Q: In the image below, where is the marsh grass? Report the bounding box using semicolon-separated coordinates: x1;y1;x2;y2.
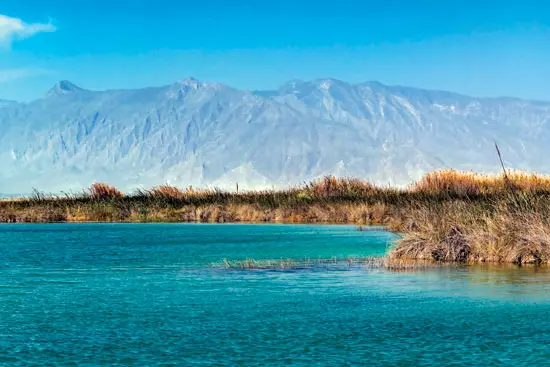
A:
413;169;550;196
3;170;550;264
89;182;124;200
216;256;449;271
218;256;383;270
388;195;550;265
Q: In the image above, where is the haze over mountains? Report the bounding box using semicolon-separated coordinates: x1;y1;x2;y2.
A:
0;99;16;109
1;78;549;194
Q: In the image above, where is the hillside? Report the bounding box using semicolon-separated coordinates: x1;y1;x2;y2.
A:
1;78;549;193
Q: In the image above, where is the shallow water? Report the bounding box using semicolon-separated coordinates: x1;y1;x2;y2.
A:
1;224;550;366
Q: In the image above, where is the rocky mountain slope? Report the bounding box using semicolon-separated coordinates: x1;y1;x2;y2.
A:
1;78;549;193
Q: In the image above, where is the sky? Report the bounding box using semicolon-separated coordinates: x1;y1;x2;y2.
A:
0;0;549;101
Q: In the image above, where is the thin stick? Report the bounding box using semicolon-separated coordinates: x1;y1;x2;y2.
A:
495;141;514;192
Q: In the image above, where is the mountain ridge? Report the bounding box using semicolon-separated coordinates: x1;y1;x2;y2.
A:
1;78;549;193
35;78;550;104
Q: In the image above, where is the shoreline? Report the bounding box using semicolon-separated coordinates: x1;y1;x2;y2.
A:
0;220;389;227
3;170;550;265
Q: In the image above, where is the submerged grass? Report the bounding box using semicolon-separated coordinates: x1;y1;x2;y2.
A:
216;257;452;271
3;169;550;265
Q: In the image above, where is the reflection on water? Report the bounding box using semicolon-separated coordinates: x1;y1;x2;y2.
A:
1;224;550;366
465;263;550;286
374;264;550;301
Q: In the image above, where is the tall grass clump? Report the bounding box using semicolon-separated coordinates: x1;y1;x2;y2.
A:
391;173;550;264
148;185;187;200
89;182;124;200
304;176;377;198
412;169;550;197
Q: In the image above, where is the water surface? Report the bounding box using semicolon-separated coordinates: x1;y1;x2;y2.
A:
1;224;550;366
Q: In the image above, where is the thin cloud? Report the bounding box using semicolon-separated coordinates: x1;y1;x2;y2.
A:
0;14;56;47
0;67;53;83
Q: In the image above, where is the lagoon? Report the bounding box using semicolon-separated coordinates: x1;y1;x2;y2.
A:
1;224;550;366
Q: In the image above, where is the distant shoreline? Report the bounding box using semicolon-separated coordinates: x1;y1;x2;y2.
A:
2;170;550;265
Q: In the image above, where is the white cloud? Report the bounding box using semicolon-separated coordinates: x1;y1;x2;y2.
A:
0;67;52;83
0;14;56;47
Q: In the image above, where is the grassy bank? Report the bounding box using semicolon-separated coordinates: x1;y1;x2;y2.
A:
2;170;550;265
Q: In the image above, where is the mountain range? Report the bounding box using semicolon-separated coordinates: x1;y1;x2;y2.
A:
1;78;549;194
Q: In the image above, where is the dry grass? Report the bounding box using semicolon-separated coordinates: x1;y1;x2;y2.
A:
388;192;550;265
3;170;550;265
412;169;550;196
89;182;124;200
217;257;445;271
219;256;393;270
304;176;378;197
148;185;187;200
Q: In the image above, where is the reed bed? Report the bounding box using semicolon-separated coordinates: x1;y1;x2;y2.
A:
216;257;448;271
413;169;550;196
3;170;550;265
88;182;124;200
218;256;382;270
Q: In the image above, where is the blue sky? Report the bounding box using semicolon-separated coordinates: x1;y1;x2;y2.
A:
1;0;549;101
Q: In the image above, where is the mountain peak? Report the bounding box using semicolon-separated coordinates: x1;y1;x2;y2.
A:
312;78;351;90
170;78;227;95
274;78;351;97
46;80;85;97
175;77;201;89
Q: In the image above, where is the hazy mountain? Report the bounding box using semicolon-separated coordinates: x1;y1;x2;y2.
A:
0;99;17;109
1;78;549;193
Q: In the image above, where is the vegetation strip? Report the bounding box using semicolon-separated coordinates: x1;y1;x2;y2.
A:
215;257;444;271
2;170;550;265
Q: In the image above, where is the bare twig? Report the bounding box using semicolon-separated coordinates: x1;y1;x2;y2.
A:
495;141;515;192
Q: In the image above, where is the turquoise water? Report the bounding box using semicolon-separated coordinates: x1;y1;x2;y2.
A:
1;224;550;366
